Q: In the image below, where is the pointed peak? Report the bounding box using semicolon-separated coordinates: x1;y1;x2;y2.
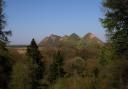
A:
70;33;80;38
86;33;94;35
83;33;103;44
86;33;95;36
69;33;80;40
39;34;61;46
84;33;96;39
50;34;56;36
70;33;78;36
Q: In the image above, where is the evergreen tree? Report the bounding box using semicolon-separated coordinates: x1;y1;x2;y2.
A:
0;49;12;89
0;0;11;43
49;50;65;83
27;38;44;89
0;1;12;89
101;0;128;88
101;0;128;59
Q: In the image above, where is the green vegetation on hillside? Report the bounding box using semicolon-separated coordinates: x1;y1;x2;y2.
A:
0;0;128;89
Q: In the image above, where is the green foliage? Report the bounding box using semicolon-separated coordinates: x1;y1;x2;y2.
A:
0;0;11;43
27;38;44;89
39;79;49;89
70;57;85;76
1;0;128;88
97;60;128;89
9;57;37;89
49;50;65;83
0;45;12;89
52;76;95;89
101;0;128;88
101;0;128;59
27;38;42;64
0;1;12;88
99;44;115;66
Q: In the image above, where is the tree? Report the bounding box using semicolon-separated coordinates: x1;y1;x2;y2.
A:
101;0;128;59
68;57;85;76
0;1;12;89
0;49;12;89
27;38;44;89
99;44;115;66
49;50;65;83
0;0;11;43
9;57;37;89
101;0;128;88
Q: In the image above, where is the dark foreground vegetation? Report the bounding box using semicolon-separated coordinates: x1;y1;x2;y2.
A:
0;0;128;89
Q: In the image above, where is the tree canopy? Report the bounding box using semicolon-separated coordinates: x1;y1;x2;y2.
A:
101;0;128;59
0;0;11;43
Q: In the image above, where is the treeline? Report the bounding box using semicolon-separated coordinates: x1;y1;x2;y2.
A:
0;37;128;89
0;0;128;89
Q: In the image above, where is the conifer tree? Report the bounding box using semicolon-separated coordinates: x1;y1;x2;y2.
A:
49;50;65;83
101;0;128;59
101;0;128;88
0;50;12;89
0;0;11;43
27;38;44;89
0;1;12;89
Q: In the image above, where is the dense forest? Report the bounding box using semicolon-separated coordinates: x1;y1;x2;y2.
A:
0;0;128;89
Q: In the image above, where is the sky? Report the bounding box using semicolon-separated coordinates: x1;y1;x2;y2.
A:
5;0;105;45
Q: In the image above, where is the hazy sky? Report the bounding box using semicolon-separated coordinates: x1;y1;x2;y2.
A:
5;0;105;45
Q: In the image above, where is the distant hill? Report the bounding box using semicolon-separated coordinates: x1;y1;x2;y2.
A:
83;33;103;46
39;34;61;47
69;33;80;40
39;33;104;47
7;33;104;54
